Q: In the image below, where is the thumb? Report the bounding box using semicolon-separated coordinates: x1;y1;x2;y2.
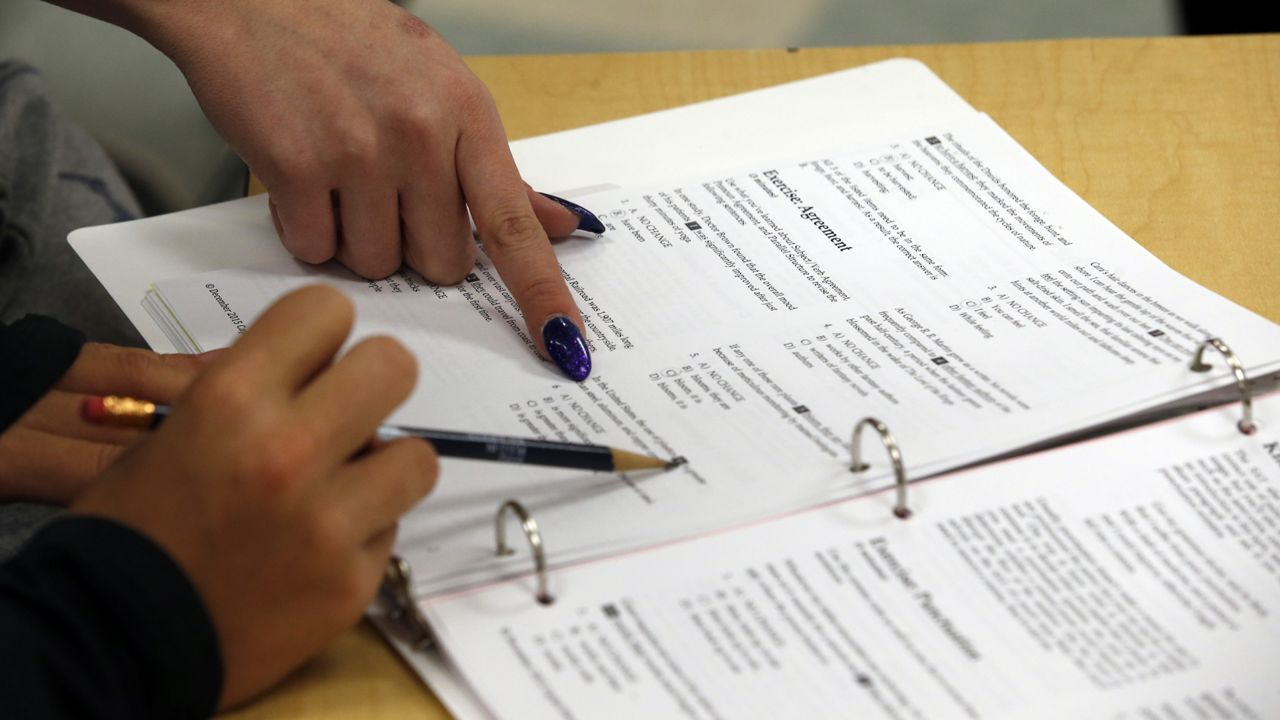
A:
526;186;606;239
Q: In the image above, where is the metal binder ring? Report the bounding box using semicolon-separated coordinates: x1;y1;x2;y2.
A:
380;555;435;650
495;499;554;604
1190;337;1256;434
849;417;911;519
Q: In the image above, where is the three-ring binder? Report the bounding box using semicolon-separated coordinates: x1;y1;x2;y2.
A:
381;339;1261;622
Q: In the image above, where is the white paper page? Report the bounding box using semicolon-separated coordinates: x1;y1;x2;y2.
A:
423;394;1280;719
146;113;1280;599
68;58;977;352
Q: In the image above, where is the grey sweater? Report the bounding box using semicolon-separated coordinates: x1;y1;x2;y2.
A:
0;60;143;347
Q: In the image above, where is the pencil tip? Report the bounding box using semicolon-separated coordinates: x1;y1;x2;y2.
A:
611;449;680;472
664;456;687;470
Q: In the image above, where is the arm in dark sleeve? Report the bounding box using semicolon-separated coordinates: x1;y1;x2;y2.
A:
0;316;222;715
0;515;223;719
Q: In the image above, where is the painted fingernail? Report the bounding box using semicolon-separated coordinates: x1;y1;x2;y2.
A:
539;193;606;234
542;316;592;381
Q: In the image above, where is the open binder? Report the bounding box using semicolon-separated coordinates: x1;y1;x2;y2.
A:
68;59;1280;717
383;345;1278;719
379;334;1263;633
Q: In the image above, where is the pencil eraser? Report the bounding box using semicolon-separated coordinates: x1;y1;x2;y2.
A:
81;396;106;423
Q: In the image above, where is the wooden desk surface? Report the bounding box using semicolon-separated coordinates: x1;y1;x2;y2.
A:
228;34;1280;719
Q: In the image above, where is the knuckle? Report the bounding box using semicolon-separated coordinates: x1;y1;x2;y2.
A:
515;274;569;310
337;122;381;167
343;251;402;281
162;351;204;374
285;235;337;265
406;259;456;285
393;102;441;143
404;234;475;285
406;441;440;494
483;206;543;254
247;426;317;493
190;366;256;415
156;354;203;392
260;146;320;188
71;342;109;372
113;347;161;391
451;76;496;119
432;261;474;286
398;436;438;471
93;444;123;475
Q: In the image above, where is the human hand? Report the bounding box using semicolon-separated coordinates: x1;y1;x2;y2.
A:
70;285;438;707
0;343;206;504
123;0;598;380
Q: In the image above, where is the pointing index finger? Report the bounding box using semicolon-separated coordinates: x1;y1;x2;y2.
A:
454;114;591;382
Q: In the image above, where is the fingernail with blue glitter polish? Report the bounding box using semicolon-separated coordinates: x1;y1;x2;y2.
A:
542;315;592;381
539;193;607;234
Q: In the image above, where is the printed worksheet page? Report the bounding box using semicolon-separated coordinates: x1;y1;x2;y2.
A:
147;113;1280;595
423;396;1280;719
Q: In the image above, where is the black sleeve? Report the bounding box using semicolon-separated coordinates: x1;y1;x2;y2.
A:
1;316;223;716
0;314;85;431
0;516;224;719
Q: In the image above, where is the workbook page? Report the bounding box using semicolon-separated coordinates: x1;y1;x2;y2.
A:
148;113;1280;596
424;397;1280;719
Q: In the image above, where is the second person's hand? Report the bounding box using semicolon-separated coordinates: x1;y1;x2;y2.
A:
71;285;439;708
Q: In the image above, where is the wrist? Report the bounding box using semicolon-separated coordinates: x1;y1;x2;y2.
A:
43;0;229;67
